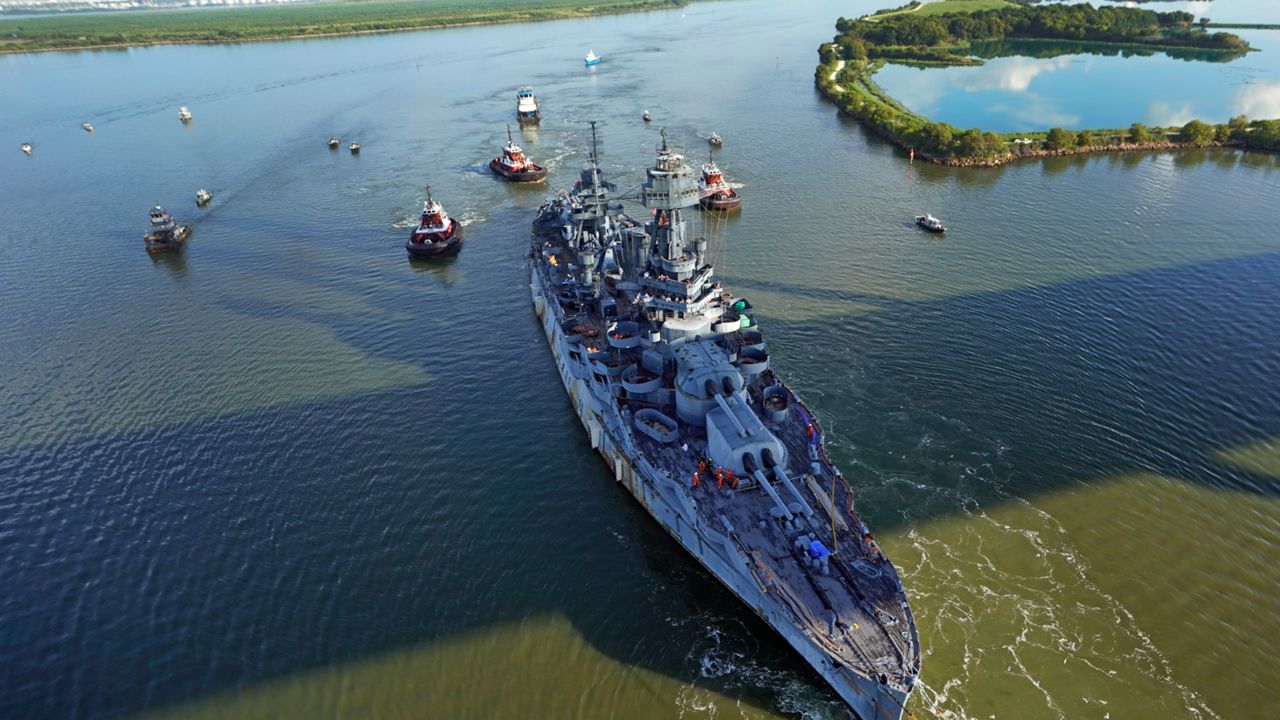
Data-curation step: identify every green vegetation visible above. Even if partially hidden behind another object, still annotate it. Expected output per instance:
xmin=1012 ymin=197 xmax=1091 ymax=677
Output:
xmin=0 ymin=0 xmax=686 ymax=54
xmin=814 ymin=2 xmax=1268 ymax=165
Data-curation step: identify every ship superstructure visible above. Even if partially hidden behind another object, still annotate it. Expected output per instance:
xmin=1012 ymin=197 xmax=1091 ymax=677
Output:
xmin=528 ymin=129 xmax=920 ymax=719
xmin=516 ymin=86 xmax=541 ymax=124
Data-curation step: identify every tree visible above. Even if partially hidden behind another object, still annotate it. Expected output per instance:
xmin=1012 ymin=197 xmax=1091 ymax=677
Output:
xmin=1215 ymin=124 xmax=1231 ymax=143
xmin=1045 ymin=127 xmax=1076 ymax=150
xmin=1179 ymin=119 xmax=1214 ymax=146
xmin=1076 ymin=129 xmax=1093 ymax=147
xmin=1229 ymin=114 xmax=1249 ymax=134
xmin=1128 ymin=123 xmax=1152 ymax=143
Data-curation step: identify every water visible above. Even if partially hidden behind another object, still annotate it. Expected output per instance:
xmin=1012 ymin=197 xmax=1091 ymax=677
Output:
xmin=875 ymin=5 xmax=1280 ymax=132
xmin=2 ymin=1 xmax=1279 ymax=718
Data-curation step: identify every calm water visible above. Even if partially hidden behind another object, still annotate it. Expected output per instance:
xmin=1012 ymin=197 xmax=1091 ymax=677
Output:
xmin=2 ymin=1 xmax=1280 ymax=719
xmin=876 ymin=2 xmax=1280 ymax=132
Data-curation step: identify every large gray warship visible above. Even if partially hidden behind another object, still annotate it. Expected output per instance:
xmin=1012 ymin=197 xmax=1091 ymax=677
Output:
xmin=528 ymin=129 xmax=920 ymax=719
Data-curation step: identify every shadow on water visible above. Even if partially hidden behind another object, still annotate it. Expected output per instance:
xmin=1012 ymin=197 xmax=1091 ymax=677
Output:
xmin=727 ymin=250 xmax=1280 ymax=528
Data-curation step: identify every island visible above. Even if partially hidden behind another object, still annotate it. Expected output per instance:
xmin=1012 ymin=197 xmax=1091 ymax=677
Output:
xmin=0 ymin=0 xmax=688 ymax=55
xmin=815 ymin=1 xmax=1280 ymax=166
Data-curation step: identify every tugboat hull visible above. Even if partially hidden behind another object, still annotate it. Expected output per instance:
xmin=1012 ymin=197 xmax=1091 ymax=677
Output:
xmin=490 ymin=160 xmax=548 ymax=183
xmin=406 ymin=223 xmax=463 ymax=258
xmin=700 ymin=194 xmax=742 ymax=212
xmin=144 ymin=226 xmax=190 ymax=254
xmin=517 ymin=111 xmax=541 ymax=125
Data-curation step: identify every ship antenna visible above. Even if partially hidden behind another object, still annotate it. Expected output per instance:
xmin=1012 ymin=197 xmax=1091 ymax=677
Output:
xmin=659 ymin=127 xmax=669 ymax=152
xmin=589 ymin=120 xmax=599 ymax=162
xmin=426 ymin=184 xmax=433 ymax=206
xmin=506 ymin=123 xmax=514 ymax=146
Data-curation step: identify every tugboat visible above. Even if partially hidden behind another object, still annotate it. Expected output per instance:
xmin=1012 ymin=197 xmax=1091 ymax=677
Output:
xmin=643 ymin=110 xmax=652 ymax=123
xmin=915 ymin=214 xmax=945 ymax=233
xmin=20 ymin=143 xmax=32 ymax=155
xmin=406 ymin=185 xmax=463 ymax=259
xmin=584 ymin=49 xmax=601 ymax=66
xmin=178 ymin=106 xmax=193 ymax=122
xmin=349 ymin=141 xmax=361 ymax=154
xmin=708 ymin=131 xmax=723 ymax=147
xmin=328 ymin=137 xmax=341 ymax=149
xmin=143 ymin=204 xmax=190 ymax=254
xmin=528 ymin=125 xmax=921 ymax=720
xmin=195 ymin=189 xmax=212 ymax=207
xmin=698 ymin=152 xmax=742 ymax=211
xmin=490 ymin=125 xmax=548 ymax=183
xmin=516 ymin=86 xmax=541 ymax=124
xmin=82 ymin=122 xmax=94 ymax=133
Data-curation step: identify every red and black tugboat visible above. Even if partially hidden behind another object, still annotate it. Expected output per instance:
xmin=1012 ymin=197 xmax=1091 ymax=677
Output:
xmin=489 ymin=125 xmax=548 ymax=183
xmin=698 ymin=153 xmax=742 ymax=211
xmin=406 ymin=186 xmax=463 ymax=259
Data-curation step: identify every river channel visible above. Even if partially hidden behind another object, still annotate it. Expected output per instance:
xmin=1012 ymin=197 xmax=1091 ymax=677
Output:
xmin=2 ymin=1 xmax=1279 ymax=718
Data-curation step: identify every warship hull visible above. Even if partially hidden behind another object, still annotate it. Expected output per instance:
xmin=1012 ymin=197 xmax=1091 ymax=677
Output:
xmin=530 ymin=265 xmax=909 ymax=720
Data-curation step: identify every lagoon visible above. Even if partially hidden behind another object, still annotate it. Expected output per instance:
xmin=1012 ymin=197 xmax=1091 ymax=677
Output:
xmin=875 ymin=24 xmax=1280 ymax=133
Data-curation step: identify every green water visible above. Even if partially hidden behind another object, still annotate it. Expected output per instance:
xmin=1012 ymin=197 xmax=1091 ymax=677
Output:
xmin=2 ymin=1 xmax=1279 ymax=719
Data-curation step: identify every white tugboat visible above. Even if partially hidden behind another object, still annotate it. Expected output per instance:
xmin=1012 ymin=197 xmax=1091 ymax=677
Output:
xmin=144 ymin=204 xmax=190 ymax=253
xmin=529 ymin=126 xmax=920 ymax=720
xmin=82 ymin=122 xmax=94 ymax=132
xmin=516 ymin=86 xmax=541 ymax=124
xmin=177 ymin=106 xmax=193 ymax=122
xmin=20 ymin=143 xmax=32 ymax=155
xmin=195 ymin=189 xmax=212 ymax=207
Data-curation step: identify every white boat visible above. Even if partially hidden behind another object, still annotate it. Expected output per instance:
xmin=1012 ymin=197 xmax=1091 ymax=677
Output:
xmin=516 ymin=86 xmax=541 ymax=123
xmin=349 ymin=141 xmax=361 ymax=154
xmin=178 ymin=106 xmax=193 ymax=122
xmin=20 ymin=143 xmax=32 ymax=155
xmin=708 ymin=132 xmax=722 ymax=147
xmin=82 ymin=122 xmax=94 ymax=132
xmin=915 ymin=214 xmax=945 ymax=233
xmin=328 ymin=136 xmax=341 ymax=148
xmin=643 ymin=110 xmax=652 ymax=122
xmin=584 ymin=49 xmax=601 ymax=66
xmin=195 ymin=189 xmax=212 ymax=206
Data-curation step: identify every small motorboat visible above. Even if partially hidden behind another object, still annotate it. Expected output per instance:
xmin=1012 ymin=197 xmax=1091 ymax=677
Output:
xmin=20 ymin=143 xmax=32 ymax=155
xmin=584 ymin=49 xmax=601 ymax=66
xmin=915 ymin=214 xmax=945 ymax=233
xmin=349 ymin=142 xmax=361 ymax=154
xmin=406 ymin=185 xmax=463 ymax=259
xmin=708 ymin=132 xmax=722 ymax=147
xmin=328 ymin=137 xmax=341 ymax=149
xmin=489 ymin=125 xmax=548 ymax=183
xmin=178 ymin=106 xmax=193 ymax=122
xmin=195 ymin=189 xmax=212 ymax=207
xmin=643 ymin=110 xmax=652 ymax=122
xmin=516 ymin=86 xmax=541 ymax=124
xmin=82 ymin=122 xmax=94 ymax=132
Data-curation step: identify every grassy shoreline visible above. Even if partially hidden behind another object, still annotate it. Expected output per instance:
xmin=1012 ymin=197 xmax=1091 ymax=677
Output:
xmin=814 ymin=1 xmax=1278 ymax=167
xmin=0 ymin=0 xmax=689 ymax=55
